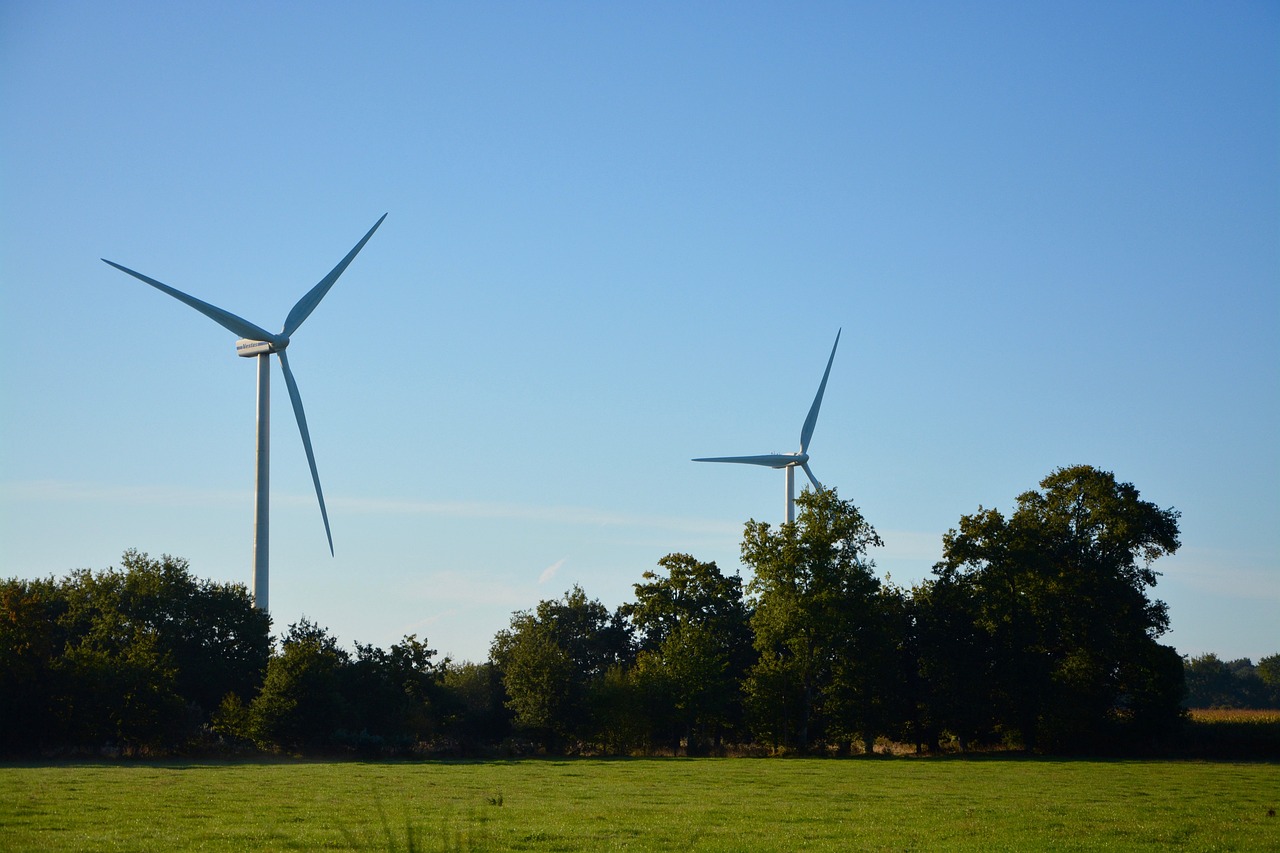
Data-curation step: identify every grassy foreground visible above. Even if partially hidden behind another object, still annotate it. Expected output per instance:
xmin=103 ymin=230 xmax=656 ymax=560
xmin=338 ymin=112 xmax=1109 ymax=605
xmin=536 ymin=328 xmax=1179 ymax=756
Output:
xmin=2 ymin=757 xmax=1277 ymax=852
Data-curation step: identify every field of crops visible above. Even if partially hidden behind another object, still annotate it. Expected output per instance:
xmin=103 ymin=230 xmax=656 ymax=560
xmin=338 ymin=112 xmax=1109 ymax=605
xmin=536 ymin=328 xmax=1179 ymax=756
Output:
xmin=1190 ymin=709 xmax=1280 ymax=724
xmin=2 ymin=757 xmax=1278 ymax=851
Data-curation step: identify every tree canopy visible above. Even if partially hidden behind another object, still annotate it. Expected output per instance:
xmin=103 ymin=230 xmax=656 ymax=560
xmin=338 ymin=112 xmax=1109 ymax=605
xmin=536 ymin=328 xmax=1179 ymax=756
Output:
xmin=5 ymin=465 xmax=1262 ymax=759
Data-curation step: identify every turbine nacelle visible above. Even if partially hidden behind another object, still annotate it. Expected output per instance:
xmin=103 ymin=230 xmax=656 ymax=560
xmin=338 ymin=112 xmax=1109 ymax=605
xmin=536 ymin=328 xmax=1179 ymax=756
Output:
xmin=236 ymin=338 xmax=284 ymax=357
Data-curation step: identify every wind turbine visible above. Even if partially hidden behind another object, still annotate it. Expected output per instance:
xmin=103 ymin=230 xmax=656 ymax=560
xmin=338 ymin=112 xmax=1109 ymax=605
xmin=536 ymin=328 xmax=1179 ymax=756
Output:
xmin=694 ymin=328 xmax=841 ymax=524
xmin=102 ymin=213 xmax=387 ymax=611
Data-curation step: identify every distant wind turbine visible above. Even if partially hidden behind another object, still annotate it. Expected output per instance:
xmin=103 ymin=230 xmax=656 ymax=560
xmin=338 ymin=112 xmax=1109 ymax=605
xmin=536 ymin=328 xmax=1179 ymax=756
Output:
xmin=102 ymin=214 xmax=387 ymax=611
xmin=694 ymin=328 xmax=841 ymax=524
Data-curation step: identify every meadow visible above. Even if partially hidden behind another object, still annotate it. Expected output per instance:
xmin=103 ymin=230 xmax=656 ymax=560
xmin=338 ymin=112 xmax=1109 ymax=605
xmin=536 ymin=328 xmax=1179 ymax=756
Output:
xmin=2 ymin=757 xmax=1277 ymax=851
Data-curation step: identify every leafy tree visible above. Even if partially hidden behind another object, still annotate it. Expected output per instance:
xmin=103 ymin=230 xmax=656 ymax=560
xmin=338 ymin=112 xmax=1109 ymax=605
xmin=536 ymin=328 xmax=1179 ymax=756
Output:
xmin=1 ymin=552 xmax=267 ymax=753
xmin=910 ymin=567 xmax=1005 ymax=752
xmin=1257 ymin=654 xmax=1280 ymax=706
xmin=341 ymin=635 xmax=442 ymax=748
xmin=490 ymin=586 xmax=632 ymax=751
xmin=110 ymin=551 xmax=270 ymax=717
xmin=1185 ymin=654 xmax=1276 ymax=709
xmin=439 ymin=661 xmax=511 ymax=752
xmin=623 ymin=554 xmax=754 ymax=753
xmin=0 ymin=576 xmax=68 ymax=752
xmin=741 ymin=487 xmax=884 ymax=752
xmin=249 ymin=618 xmax=349 ymax=751
xmin=824 ymin=583 xmax=912 ymax=754
xmin=938 ymin=465 xmax=1182 ymax=750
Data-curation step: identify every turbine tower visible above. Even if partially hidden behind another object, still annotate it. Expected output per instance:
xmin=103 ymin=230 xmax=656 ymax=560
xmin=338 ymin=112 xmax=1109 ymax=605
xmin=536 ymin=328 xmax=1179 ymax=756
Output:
xmin=102 ymin=214 xmax=387 ymax=611
xmin=694 ymin=328 xmax=841 ymax=524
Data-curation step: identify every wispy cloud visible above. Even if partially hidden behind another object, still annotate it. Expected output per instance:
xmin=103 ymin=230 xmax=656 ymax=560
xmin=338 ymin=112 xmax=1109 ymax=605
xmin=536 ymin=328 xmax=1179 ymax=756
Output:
xmin=539 ymin=558 xmax=565 ymax=585
xmin=333 ymin=495 xmax=741 ymax=536
xmin=1 ymin=479 xmax=739 ymax=535
xmin=0 ymin=479 xmax=249 ymax=507
xmin=1161 ymin=547 xmax=1280 ymax=602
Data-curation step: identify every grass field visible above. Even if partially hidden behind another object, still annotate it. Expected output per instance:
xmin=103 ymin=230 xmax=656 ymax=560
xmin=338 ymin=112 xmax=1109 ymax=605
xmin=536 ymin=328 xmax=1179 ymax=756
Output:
xmin=2 ymin=757 xmax=1277 ymax=851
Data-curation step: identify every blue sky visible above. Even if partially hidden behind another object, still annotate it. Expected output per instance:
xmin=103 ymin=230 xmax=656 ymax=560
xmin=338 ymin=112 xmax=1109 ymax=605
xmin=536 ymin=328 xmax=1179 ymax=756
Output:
xmin=2 ymin=1 xmax=1276 ymax=664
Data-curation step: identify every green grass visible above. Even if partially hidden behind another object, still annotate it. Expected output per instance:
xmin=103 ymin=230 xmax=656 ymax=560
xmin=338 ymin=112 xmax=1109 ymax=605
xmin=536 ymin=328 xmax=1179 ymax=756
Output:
xmin=1 ymin=757 xmax=1277 ymax=851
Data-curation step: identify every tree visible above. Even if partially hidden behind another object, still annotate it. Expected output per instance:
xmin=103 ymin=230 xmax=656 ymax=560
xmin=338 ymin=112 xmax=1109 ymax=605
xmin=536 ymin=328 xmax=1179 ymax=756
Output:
xmin=623 ymin=554 xmax=754 ymax=753
xmin=1257 ymin=654 xmax=1280 ymax=706
xmin=741 ymin=487 xmax=884 ymax=752
xmin=0 ymin=576 xmax=67 ymax=752
xmin=341 ymin=635 xmax=442 ymax=748
xmin=937 ymin=465 xmax=1182 ymax=751
xmin=249 ymin=619 xmax=349 ymax=751
xmin=439 ymin=661 xmax=511 ymax=752
xmin=1 ymin=552 xmax=268 ymax=753
xmin=910 ymin=571 xmax=997 ymax=751
xmin=111 ymin=551 xmax=270 ymax=718
xmin=490 ymin=586 xmax=632 ymax=751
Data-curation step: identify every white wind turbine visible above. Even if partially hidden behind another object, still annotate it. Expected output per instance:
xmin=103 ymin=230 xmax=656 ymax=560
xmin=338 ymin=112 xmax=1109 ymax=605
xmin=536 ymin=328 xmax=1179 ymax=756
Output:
xmin=102 ymin=214 xmax=387 ymax=611
xmin=694 ymin=329 xmax=841 ymax=524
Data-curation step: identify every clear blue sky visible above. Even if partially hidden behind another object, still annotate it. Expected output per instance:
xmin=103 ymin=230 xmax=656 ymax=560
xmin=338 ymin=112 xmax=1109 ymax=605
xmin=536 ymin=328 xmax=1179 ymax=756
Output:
xmin=2 ymin=1 xmax=1276 ymax=664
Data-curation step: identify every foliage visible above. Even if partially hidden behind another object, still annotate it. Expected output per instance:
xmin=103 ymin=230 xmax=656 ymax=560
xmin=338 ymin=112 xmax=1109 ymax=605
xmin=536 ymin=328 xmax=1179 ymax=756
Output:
xmin=622 ymin=554 xmax=754 ymax=753
xmin=0 ymin=551 xmax=268 ymax=753
xmin=438 ymin=661 xmax=512 ymax=752
xmin=935 ymin=465 xmax=1184 ymax=751
xmin=741 ymin=487 xmax=886 ymax=752
xmin=1185 ymin=653 xmax=1280 ymax=709
xmin=490 ymin=585 xmax=632 ymax=750
xmin=5 ymin=465 xmax=1246 ymax=758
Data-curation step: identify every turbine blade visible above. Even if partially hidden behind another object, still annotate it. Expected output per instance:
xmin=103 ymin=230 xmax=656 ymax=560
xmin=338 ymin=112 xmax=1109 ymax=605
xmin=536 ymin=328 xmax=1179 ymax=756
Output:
xmin=800 ymin=461 xmax=823 ymax=491
xmin=693 ymin=454 xmax=796 ymax=469
xmin=799 ymin=328 xmax=841 ymax=454
xmin=277 ymin=349 xmax=334 ymax=556
xmin=282 ymin=213 xmax=387 ymax=336
xmin=102 ymin=259 xmax=279 ymax=343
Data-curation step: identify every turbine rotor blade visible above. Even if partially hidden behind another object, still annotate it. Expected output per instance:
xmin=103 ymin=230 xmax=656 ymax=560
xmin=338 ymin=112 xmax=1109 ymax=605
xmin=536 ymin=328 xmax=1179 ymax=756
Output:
xmin=693 ymin=454 xmax=797 ymax=469
xmin=800 ymin=461 xmax=823 ymax=491
xmin=277 ymin=349 xmax=334 ymax=556
xmin=282 ymin=213 xmax=387 ymax=337
xmin=799 ymin=328 xmax=841 ymax=454
xmin=102 ymin=259 xmax=280 ymax=344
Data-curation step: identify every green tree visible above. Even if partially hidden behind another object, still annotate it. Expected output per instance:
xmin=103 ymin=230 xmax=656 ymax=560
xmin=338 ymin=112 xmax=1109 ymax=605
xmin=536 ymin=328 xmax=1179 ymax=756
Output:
xmin=490 ymin=586 xmax=632 ymax=751
xmin=439 ymin=661 xmax=511 ymax=752
xmin=1257 ymin=654 xmax=1280 ymax=706
xmin=0 ymin=576 xmax=68 ymax=752
xmin=910 ymin=571 xmax=996 ymax=751
xmin=111 ymin=550 xmax=270 ymax=717
xmin=623 ymin=554 xmax=754 ymax=753
xmin=341 ymin=634 xmax=441 ymax=749
xmin=938 ymin=465 xmax=1182 ymax=751
xmin=249 ymin=619 xmax=349 ymax=751
xmin=741 ymin=488 xmax=884 ymax=752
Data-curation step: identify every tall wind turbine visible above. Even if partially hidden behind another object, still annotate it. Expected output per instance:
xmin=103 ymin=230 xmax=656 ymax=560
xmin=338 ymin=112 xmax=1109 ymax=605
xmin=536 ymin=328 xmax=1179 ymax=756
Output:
xmin=694 ymin=328 xmax=841 ymax=524
xmin=102 ymin=214 xmax=387 ymax=611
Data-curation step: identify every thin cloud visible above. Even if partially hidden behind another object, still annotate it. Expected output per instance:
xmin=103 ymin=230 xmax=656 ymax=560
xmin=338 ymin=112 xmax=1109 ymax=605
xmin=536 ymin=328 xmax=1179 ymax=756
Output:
xmin=1 ymin=479 xmax=738 ymax=535
xmin=539 ymin=558 xmax=565 ymax=585
xmin=1 ymin=479 xmax=247 ymax=508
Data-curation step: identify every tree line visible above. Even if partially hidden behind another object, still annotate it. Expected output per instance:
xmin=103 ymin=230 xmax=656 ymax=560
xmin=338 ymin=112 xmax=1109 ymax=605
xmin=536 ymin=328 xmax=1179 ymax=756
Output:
xmin=4 ymin=465 xmax=1267 ymax=758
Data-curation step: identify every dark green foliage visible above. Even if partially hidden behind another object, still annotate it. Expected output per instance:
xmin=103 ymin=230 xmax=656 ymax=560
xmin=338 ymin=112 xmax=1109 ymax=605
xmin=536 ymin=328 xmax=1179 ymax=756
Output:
xmin=248 ymin=618 xmax=350 ymax=751
xmin=490 ymin=585 xmax=633 ymax=750
xmin=0 ymin=551 xmax=267 ymax=753
xmin=622 ymin=554 xmax=754 ymax=753
xmin=1185 ymin=653 xmax=1280 ymax=708
xmin=438 ymin=661 xmax=511 ymax=751
xmin=3 ymin=466 xmax=1222 ymax=758
xmin=936 ymin=465 xmax=1184 ymax=751
xmin=741 ymin=487 xmax=889 ymax=752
